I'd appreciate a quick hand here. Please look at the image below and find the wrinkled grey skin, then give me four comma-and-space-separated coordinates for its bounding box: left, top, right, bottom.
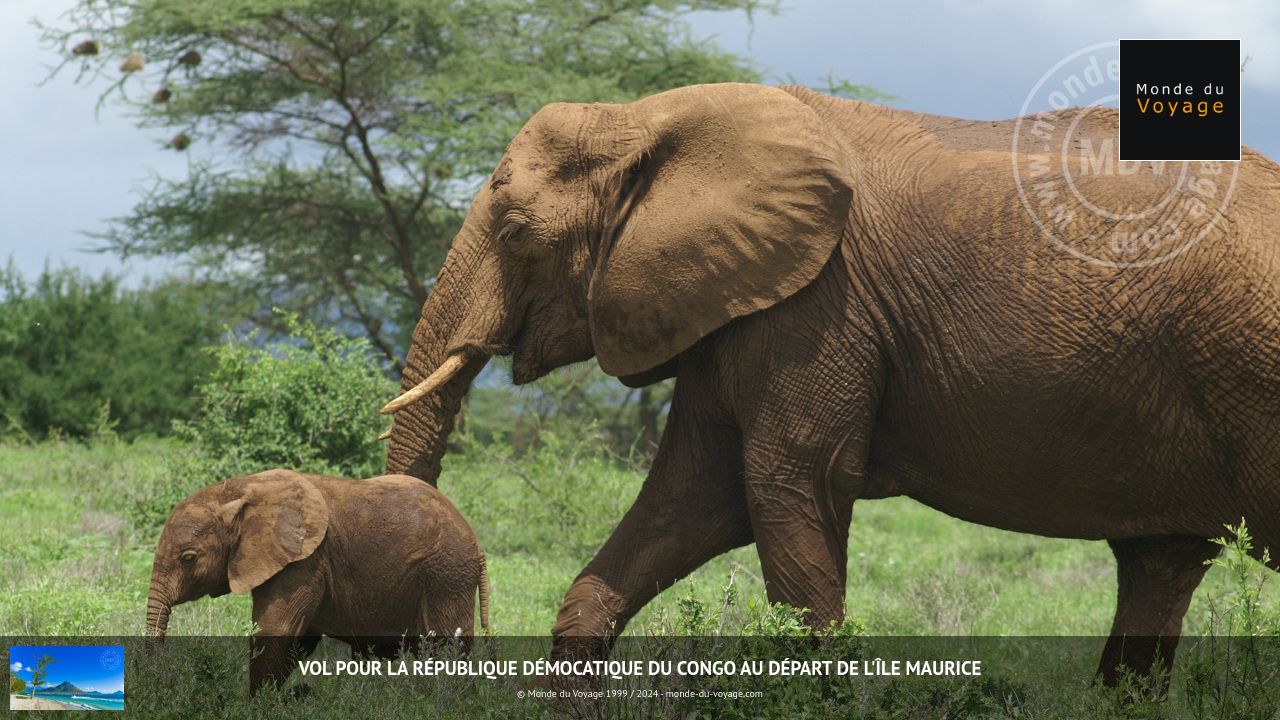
146, 470, 488, 693
383, 81, 1280, 684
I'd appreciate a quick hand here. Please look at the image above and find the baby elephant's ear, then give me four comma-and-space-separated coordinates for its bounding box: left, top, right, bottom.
220, 470, 329, 594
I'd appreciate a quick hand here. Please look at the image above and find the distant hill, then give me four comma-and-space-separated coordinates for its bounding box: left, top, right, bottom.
84, 690, 125, 698
41, 681, 86, 695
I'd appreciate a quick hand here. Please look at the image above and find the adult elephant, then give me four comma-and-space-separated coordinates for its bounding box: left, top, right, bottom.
381, 82, 1280, 682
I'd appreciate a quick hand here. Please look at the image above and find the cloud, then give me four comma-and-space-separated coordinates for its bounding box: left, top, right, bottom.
1131, 0, 1280, 91
10, 661, 21, 672
1007, 0, 1280, 91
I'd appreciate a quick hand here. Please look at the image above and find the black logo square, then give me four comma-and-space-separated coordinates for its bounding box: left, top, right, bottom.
1120, 39, 1240, 161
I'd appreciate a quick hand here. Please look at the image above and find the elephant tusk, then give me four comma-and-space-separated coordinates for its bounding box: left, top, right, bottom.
380, 353, 468, 414
377, 427, 393, 441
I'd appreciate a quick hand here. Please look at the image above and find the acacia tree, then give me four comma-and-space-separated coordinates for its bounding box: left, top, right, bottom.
40, 0, 768, 370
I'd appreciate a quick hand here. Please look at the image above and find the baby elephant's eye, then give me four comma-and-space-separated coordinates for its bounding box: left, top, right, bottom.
180, 551, 198, 565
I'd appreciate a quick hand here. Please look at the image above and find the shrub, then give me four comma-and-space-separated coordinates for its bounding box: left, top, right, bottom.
128, 313, 394, 531
1181, 520, 1280, 717
10, 675, 24, 694
448, 428, 640, 558
467, 358, 672, 462
0, 263, 236, 440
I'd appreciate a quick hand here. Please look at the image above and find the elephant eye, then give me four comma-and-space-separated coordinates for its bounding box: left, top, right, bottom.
496, 221, 523, 247
180, 551, 198, 565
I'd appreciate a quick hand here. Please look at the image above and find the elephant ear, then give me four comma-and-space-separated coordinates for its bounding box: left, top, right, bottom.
588, 83, 853, 377
220, 470, 329, 594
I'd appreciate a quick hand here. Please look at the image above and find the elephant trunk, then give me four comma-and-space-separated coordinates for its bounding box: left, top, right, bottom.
385, 233, 497, 484
146, 590, 171, 639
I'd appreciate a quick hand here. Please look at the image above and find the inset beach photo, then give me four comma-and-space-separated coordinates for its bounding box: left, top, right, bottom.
9, 645, 124, 711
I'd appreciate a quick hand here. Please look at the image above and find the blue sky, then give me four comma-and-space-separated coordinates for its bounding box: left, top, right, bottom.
9, 645, 125, 693
1, 0, 1277, 285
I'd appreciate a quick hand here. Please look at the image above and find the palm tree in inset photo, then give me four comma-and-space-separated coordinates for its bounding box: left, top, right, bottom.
29, 655, 54, 700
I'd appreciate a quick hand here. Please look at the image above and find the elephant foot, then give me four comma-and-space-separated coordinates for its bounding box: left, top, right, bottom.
550, 575, 627, 660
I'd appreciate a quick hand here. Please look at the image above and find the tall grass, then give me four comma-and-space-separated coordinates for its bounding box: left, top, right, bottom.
3, 435, 1279, 717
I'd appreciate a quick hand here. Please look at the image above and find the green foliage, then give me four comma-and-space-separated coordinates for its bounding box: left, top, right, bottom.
0, 262, 235, 441
128, 313, 394, 531
647, 569, 866, 639
1180, 520, 1280, 718
10, 675, 24, 694
174, 312, 394, 476
1205, 519, 1278, 635
40, 0, 771, 363
35, 0, 888, 460
652, 590, 874, 720
450, 428, 640, 558
468, 360, 671, 460
5, 437, 1280, 718
739, 596, 815, 636
127, 638, 254, 719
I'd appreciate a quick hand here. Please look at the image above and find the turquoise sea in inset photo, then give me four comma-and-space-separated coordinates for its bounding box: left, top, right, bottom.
57, 695, 127, 711
9, 645, 125, 712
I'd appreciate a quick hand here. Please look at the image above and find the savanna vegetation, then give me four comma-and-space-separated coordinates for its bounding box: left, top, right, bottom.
5, 0, 1280, 717
37, 0, 773, 364
0, 263, 243, 441
4, 322, 1280, 718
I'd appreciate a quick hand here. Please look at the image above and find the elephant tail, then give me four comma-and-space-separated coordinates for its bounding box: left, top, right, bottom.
477, 546, 490, 634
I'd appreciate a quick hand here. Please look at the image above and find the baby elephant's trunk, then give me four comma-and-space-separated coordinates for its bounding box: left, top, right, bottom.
146, 589, 171, 639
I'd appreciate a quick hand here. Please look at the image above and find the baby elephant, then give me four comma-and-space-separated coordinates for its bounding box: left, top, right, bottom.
145, 469, 490, 693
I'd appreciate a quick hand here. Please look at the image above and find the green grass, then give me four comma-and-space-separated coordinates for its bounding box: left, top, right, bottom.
3, 436, 1279, 718
0, 434, 1274, 637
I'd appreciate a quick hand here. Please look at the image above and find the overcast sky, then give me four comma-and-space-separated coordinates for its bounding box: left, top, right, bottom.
2, 0, 1277, 284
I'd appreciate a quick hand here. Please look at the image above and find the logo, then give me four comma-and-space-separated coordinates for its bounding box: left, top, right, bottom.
99, 647, 122, 671
1120, 39, 1241, 161
1012, 41, 1239, 268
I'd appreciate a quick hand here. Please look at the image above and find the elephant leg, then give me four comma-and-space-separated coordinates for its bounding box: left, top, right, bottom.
249, 576, 322, 695
742, 459, 860, 631
551, 380, 752, 658
1098, 536, 1219, 687
283, 634, 322, 699
250, 634, 316, 695
739, 368, 877, 633
421, 587, 477, 653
